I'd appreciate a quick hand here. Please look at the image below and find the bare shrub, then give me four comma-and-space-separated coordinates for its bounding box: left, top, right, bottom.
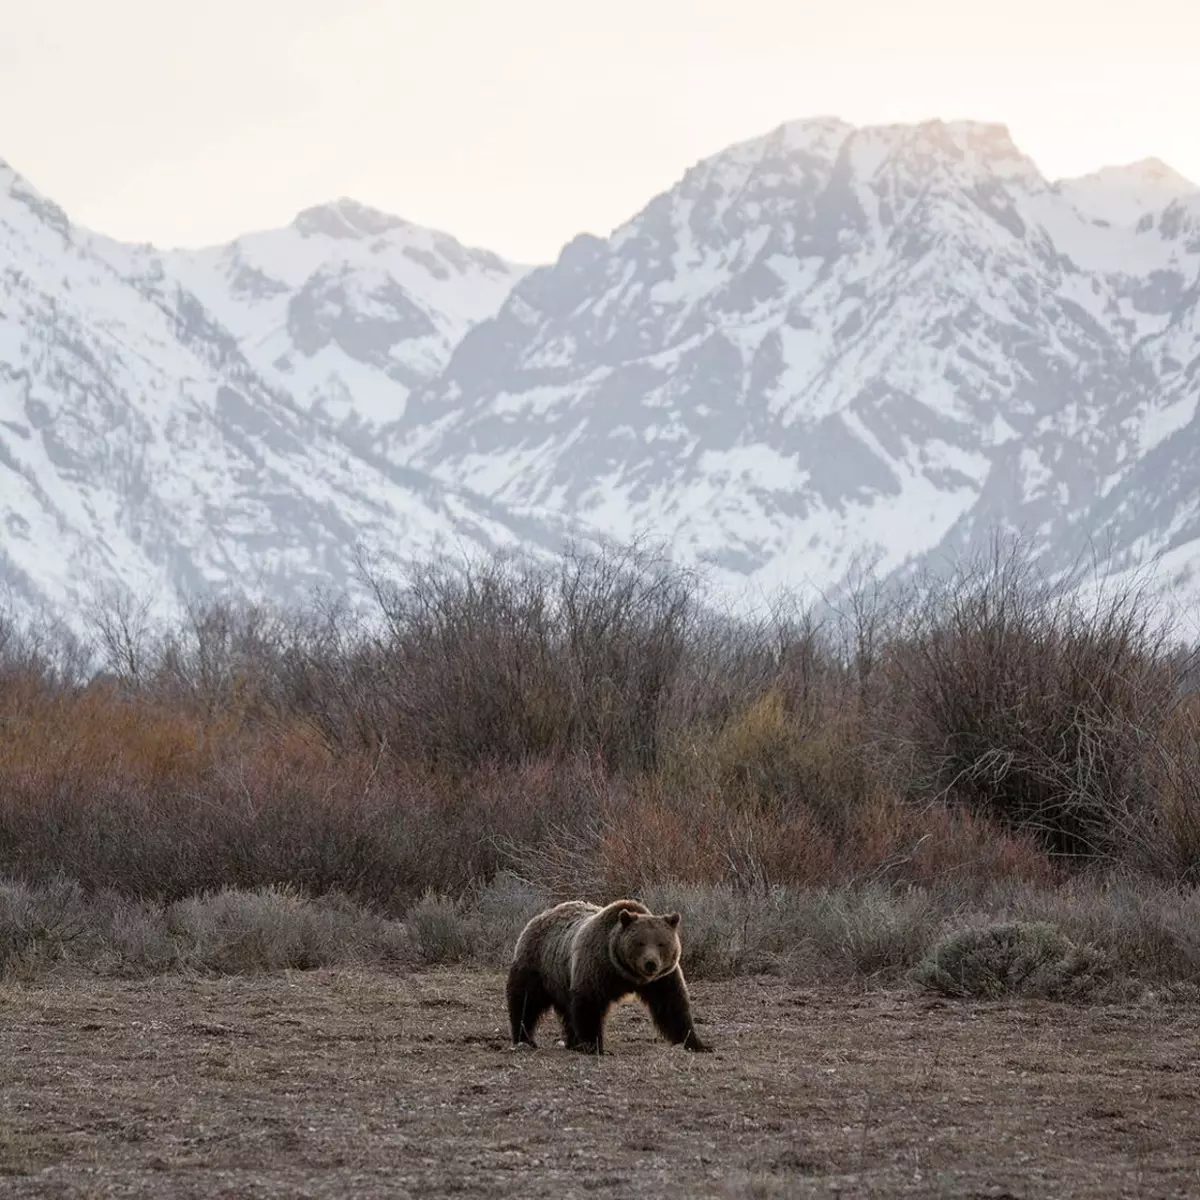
504, 767, 1052, 903
346, 540, 701, 773
366, 553, 571, 768
0, 732, 604, 912
1127, 700, 1200, 882
0, 601, 92, 693
877, 538, 1189, 864
708, 689, 869, 832
669, 597, 845, 733
83, 581, 158, 688
849, 795, 1056, 893
554, 540, 696, 772
147, 598, 292, 722
4, 535, 1200, 995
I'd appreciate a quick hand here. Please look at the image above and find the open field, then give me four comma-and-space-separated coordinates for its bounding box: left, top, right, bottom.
3, 969, 1199, 1199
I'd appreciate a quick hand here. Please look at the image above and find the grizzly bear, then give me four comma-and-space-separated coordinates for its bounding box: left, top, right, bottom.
506, 898, 710, 1055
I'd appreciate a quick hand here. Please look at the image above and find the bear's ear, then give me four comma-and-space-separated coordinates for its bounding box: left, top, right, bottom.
619, 909, 636, 927
665, 912, 681, 928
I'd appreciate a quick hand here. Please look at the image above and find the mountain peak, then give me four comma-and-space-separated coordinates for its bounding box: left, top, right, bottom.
924, 118, 1021, 157
716, 116, 1034, 186
1058, 157, 1197, 226
402, 111, 1200, 610
856, 118, 1033, 180
1064, 157, 1196, 197
1, 156, 25, 193
766, 115, 856, 151
292, 197, 412, 240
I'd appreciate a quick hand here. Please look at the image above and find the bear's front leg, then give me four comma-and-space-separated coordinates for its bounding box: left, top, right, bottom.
638, 970, 711, 1051
568, 996, 608, 1055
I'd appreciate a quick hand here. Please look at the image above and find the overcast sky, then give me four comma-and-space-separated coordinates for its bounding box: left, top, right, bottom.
4, 0, 1195, 262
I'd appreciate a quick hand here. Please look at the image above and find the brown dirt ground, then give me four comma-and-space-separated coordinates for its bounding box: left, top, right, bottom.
1, 968, 1199, 1198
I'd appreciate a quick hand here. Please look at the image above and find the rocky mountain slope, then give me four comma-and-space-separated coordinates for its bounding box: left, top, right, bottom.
394, 118, 1200, 604
0, 162, 564, 625
165, 199, 526, 442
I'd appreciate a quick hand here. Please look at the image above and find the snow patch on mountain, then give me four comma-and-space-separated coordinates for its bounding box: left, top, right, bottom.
164, 199, 528, 434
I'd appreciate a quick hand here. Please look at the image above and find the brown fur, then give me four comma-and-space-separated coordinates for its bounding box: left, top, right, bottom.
506, 898, 711, 1054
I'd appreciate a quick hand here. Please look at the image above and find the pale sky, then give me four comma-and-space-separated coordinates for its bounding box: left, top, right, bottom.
3, 0, 1196, 263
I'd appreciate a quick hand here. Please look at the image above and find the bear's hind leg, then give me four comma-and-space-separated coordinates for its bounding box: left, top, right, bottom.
507, 966, 551, 1047
567, 996, 609, 1055
638, 969, 711, 1052
556, 1007, 576, 1048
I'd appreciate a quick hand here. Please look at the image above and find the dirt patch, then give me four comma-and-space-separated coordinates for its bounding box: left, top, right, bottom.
1, 969, 1198, 1197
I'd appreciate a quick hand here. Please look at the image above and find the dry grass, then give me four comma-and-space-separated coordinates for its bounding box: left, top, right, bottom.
2, 968, 1200, 1197
0, 877, 411, 980
6, 872, 1200, 1005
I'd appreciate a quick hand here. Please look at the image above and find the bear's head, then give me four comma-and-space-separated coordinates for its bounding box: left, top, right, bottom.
614, 908, 682, 982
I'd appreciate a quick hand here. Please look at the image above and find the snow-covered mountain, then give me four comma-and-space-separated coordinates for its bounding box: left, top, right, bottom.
3, 116, 1200, 631
0, 161, 568, 624
166, 200, 526, 441
394, 118, 1200, 605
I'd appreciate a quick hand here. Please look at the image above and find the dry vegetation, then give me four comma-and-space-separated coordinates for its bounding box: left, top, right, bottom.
2, 536, 1200, 993
6, 537, 1200, 1194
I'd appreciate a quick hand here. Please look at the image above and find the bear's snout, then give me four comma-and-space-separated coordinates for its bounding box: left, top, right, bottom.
643, 957, 660, 976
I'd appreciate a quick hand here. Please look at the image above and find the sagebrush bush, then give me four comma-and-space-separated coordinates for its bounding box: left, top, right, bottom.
0, 879, 410, 980
166, 884, 410, 973
638, 882, 943, 982
0, 876, 93, 977
807, 885, 941, 979
458, 870, 549, 966
994, 877, 1200, 986
914, 920, 1111, 1000
404, 892, 473, 965
6, 871, 1200, 999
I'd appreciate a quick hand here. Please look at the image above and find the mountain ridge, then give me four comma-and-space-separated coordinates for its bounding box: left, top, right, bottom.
2, 116, 1200, 629
390, 116, 1200, 604
0, 158, 574, 627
